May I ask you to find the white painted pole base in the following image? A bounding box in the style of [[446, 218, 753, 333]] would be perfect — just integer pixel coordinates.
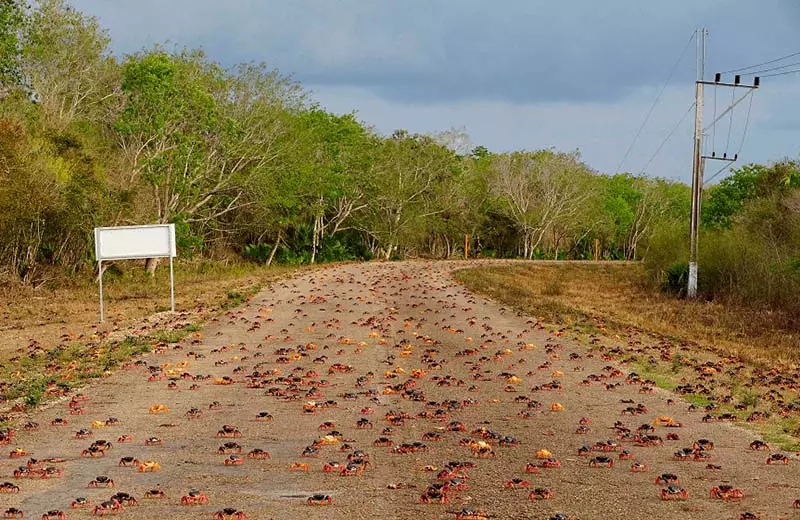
[[688, 261, 698, 298]]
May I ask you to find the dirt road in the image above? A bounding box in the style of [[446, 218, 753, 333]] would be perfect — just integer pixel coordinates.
[[2, 261, 799, 520]]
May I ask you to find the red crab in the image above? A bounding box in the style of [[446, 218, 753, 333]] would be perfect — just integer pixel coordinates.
[[181, 491, 209, 505], [322, 462, 341, 473], [453, 509, 489, 520], [144, 437, 162, 446], [224, 455, 244, 466], [88, 476, 114, 488], [766, 453, 789, 465], [71, 497, 91, 509], [217, 425, 242, 438], [218, 443, 242, 455], [4, 509, 24, 519], [630, 462, 648, 472], [306, 494, 333, 506], [655, 473, 679, 485], [246, 449, 270, 459], [660, 486, 688, 500], [41, 512, 66, 520], [116, 435, 133, 443], [213, 508, 247, 520], [0, 482, 20, 493], [589, 456, 614, 468], [92, 500, 124, 516], [144, 490, 165, 499], [504, 478, 530, 489], [528, 487, 554, 500], [749, 440, 769, 451], [419, 489, 449, 504], [709, 485, 744, 500]]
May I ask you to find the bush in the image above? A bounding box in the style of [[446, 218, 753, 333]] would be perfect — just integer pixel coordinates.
[[662, 262, 689, 295]]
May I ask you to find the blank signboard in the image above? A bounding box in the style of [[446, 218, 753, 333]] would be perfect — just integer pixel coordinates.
[[95, 224, 176, 261]]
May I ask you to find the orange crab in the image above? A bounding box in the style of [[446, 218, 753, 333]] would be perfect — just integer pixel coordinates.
[[148, 404, 169, 414], [138, 461, 160, 472]]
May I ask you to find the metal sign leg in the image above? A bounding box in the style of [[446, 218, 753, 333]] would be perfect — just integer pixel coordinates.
[[98, 260, 104, 323], [169, 256, 175, 313]]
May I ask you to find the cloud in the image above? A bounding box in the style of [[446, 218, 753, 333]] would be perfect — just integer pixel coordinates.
[[72, 0, 800, 104]]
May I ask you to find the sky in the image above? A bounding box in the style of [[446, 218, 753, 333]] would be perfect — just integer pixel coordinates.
[[70, 0, 800, 183]]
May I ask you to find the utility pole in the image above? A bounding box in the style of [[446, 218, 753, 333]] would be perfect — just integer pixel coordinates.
[[687, 28, 706, 298], [687, 28, 759, 298]]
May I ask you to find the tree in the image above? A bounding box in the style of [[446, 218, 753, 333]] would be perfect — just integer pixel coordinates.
[[488, 150, 595, 259], [362, 132, 459, 259], [0, 0, 26, 95], [23, 0, 117, 127]]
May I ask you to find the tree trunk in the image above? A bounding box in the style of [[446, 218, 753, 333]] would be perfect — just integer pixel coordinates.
[[266, 232, 282, 266], [145, 257, 160, 275]]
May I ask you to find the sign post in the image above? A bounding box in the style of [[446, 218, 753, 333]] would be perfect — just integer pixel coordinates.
[[94, 224, 177, 322]]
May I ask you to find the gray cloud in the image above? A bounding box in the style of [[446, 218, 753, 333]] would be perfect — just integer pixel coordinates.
[[72, 0, 799, 104]]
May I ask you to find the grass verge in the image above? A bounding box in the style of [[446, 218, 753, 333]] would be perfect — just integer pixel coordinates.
[[455, 262, 800, 451]]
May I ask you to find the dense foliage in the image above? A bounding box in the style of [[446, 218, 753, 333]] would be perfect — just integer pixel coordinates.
[[646, 160, 800, 316], [1, 0, 693, 282]]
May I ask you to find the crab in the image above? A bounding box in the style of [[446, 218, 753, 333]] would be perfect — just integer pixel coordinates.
[[529, 487, 554, 500], [289, 462, 309, 472], [71, 497, 92, 509], [766, 453, 790, 465], [218, 443, 242, 454], [589, 456, 614, 468], [655, 473, 679, 485], [630, 462, 648, 472], [92, 501, 124, 516], [217, 425, 242, 438], [40, 466, 63, 479], [339, 462, 366, 476], [618, 449, 635, 460], [693, 439, 714, 451], [144, 437, 162, 446], [255, 412, 273, 422], [318, 421, 336, 431], [710, 485, 744, 500], [88, 476, 114, 488], [9, 448, 27, 459], [144, 489, 165, 499], [447, 421, 467, 432], [148, 404, 169, 414], [41, 512, 66, 520], [75, 429, 93, 440], [306, 494, 333, 506], [419, 489, 449, 504], [180, 490, 209, 505], [3, 509, 24, 519], [373, 437, 393, 447], [138, 461, 160, 472], [224, 455, 244, 466], [749, 440, 770, 451], [213, 508, 247, 520], [0, 482, 20, 493], [184, 408, 203, 420], [739, 514, 761, 520], [118, 456, 139, 467], [116, 435, 133, 443], [453, 509, 489, 520], [504, 478, 530, 489], [793, 499, 800, 509], [660, 485, 688, 500], [246, 449, 270, 459]]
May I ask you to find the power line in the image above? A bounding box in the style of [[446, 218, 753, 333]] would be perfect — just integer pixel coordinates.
[[616, 30, 696, 173], [638, 102, 696, 175], [703, 90, 755, 187], [722, 50, 800, 74], [760, 68, 800, 78], [740, 60, 800, 76]]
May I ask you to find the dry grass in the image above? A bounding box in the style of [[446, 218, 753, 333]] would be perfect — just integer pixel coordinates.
[[0, 260, 301, 357], [455, 262, 800, 450], [454, 262, 800, 367], [0, 260, 301, 412]]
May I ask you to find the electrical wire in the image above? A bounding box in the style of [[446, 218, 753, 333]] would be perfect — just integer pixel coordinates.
[[739, 60, 800, 76], [759, 68, 800, 78], [704, 93, 755, 187], [615, 31, 696, 173], [724, 87, 734, 154], [638, 102, 696, 175], [722, 50, 800, 74]]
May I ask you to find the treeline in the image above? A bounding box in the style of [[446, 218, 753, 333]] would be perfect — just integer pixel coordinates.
[[0, 0, 694, 283], [647, 160, 800, 316]]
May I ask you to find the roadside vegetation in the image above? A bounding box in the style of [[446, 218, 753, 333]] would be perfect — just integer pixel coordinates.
[[455, 263, 800, 450]]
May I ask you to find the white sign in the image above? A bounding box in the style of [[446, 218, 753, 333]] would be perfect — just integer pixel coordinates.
[[95, 224, 176, 261], [94, 224, 177, 322]]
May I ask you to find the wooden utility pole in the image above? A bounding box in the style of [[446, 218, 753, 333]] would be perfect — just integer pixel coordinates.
[[687, 27, 706, 298], [464, 234, 469, 260], [593, 239, 599, 262]]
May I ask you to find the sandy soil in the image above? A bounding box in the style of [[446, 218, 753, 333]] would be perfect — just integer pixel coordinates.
[[2, 261, 799, 520]]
